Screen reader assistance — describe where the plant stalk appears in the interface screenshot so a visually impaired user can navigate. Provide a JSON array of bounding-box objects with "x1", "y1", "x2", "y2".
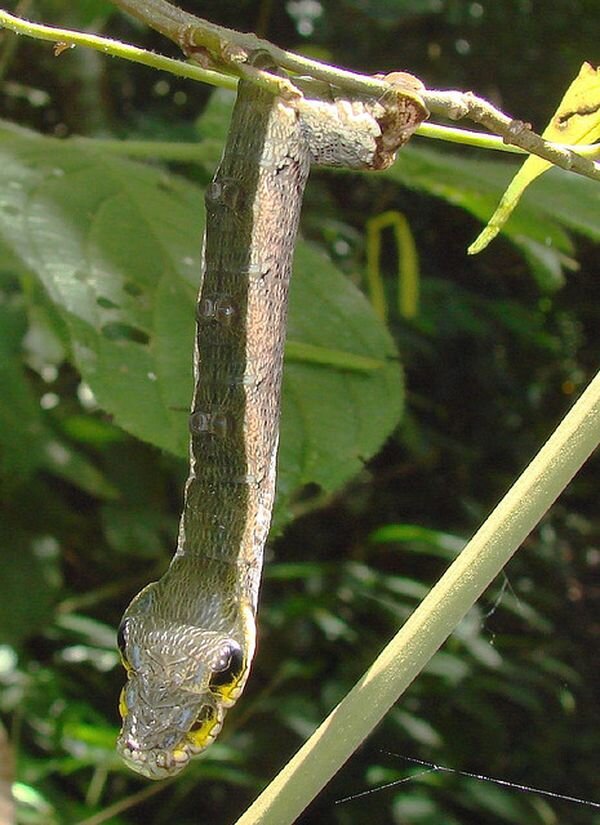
[{"x1": 235, "y1": 370, "x2": 600, "y2": 825}]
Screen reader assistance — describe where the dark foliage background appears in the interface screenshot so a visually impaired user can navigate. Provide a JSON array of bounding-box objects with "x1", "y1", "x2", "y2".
[{"x1": 0, "y1": 1, "x2": 598, "y2": 823}]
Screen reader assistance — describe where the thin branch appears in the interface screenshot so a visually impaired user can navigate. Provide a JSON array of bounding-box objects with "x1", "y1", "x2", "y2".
[
  {"x1": 424, "y1": 89, "x2": 600, "y2": 180},
  {"x1": 418, "y1": 122, "x2": 600, "y2": 158},
  {"x1": 0, "y1": 7, "x2": 235, "y2": 89},
  {"x1": 234, "y1": 368, "x2": 600, "y2": 825},
  {"x1": 1, "y1": 3, "x2": 599, "y2": 182},
  {"x1": 111, "y1": 0, "x2": 397, "y2": 97},
  {"x1": 110, "y1": 1, "x2": 600, "y2": 182}
]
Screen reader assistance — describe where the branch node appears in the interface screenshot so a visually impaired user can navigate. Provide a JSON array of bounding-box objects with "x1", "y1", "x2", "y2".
[{"x1": 504, "y1": 119, "x2": 532, "y2": 144}]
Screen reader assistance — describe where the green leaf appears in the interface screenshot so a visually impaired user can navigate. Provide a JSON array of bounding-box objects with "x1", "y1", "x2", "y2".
[
  {"x1": 0, "y1": 124, "x2": 201, "y2": 457},
  {"x1": 469, "y1": 63, "x2": 600, "y2": 253},
  {"x1": 0, "y1": 282, "x2": 48, "y2": 484},
  {"x1": 370, "y1": 523, "x2": 466, "y2": 559},
  {"x1": 0, "y1": 266, "x2": 118, "y2": 498},
  {"x1": 385, "y1": 144, "x2": 580, "y2": 291},
  {"x1": 0, "y1": 524, "x2": 61, "y2": 645},
  {"x1": 39, "y1": 437, "x2": 119, "y2": 500},
  {"x1": 0, "y1": 125, "x2": 403, "y2": 523},
  {"x1": 530, "y1": 166, "x2": 600, "y2": 241},
  {"x1": 280, "y1": 243, "x2": 402, "y2": 510}
]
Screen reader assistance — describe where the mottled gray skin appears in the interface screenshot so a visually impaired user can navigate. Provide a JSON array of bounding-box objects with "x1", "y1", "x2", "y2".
[{"x1": 117, "y1": 73, "x2": 427, "y2": 779}]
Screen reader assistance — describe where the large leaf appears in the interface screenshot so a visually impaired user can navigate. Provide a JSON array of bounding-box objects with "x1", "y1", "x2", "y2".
[
  {"x1": 0, "y1": 271, "x2": 47, "y2": 485},
  {"x1": 0, "y1": 267, "x2": 117, "y2": 498},
  {"x1": 0, "y1": 124, "x2": 402, "y2": 523},
  {"x1": 281, "y1": 243, "x2": 402, "y2": 508}
]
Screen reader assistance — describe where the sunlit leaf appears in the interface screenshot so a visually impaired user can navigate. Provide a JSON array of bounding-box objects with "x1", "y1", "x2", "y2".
[
  {"x1": 470, "y1": 62, "x2": 600, "y2": 253},
  {"x1": 0, "y1": 124, "x2": 403, "y2": 528}
]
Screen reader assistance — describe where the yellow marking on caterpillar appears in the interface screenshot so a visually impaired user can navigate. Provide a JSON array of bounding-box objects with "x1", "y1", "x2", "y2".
[{"x1": 119, "y1": 688, "x2": 128, "y2": 720}]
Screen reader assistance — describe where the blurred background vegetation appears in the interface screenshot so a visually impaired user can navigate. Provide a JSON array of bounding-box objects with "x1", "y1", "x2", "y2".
[{"x1": 0, "y1": 1, "x2": 598, "y2": 823}]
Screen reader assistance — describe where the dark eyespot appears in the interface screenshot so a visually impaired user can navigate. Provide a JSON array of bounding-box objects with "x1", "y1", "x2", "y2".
[
  {"x1": 205, "y1": 178, "x2": 244, "y2": 211},
  {"x1": 209, "y1": 642, "x2": 244, "y2": 689},
  {"x1": 189, "y1": 411, "x2": 229, "y2": 438}
]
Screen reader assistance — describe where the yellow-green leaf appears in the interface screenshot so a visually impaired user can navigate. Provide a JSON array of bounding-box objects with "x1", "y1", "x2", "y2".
[{"x1": 469, "y1": 62, "x2": 600, "y2": 254}]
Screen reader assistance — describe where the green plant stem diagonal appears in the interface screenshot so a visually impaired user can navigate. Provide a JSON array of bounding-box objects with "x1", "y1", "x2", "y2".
[{"x1": 236, "y1": 369, "x2": 600, "y2": 825}]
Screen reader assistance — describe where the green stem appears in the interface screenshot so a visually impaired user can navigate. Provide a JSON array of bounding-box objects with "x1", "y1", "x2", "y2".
[
  {"x1": 418, "y1": 122, "x2": 600, "y2": 156},
  {"x1": 111, "y1": 0, "x2": 395, "y2": 98},
  {"x1": 71, "y1": 136, "x2": 219, "y2": 161},
  {"x1": 0, "y1": 0, "x2": 32, "y2": 80},
  {"x1": 73, "y1": 128, "x2": 597, "y2": 162},
  {"x1": 2, "y1": 7, "x2": 598, "y2": 170},
  {"x1": 285, "y1": 341, "x2": 383, "y2": 372},
  {"x1": 235, "y1": 370, "x2": 600, "y2": 825},
  {"x1": 0, "y1": 8, "x2": 235, "y2": 89}
]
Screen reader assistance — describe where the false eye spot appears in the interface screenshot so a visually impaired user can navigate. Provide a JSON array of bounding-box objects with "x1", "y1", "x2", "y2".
[{"x1": 209, "y1": 642, "x2": 245, "y2": 690}]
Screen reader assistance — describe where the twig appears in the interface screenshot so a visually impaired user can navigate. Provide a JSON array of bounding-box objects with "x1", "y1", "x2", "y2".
[
  {"x1": 418, "y1": 122, "x2": 600, "y2": 157},
  {"x1": 0, "y1": 7, "x2": 235, "y2": 89},
  {"x1": 111, "y1": 0, "x2": 600, "y2": 181},
  {"x1": 424, "y1": 89, "x2": 600, "y2": 180},
  {"x1": 1, "y1": 3, "x2": 598, "y2": 181},
  {"x1": 111, "y1": 0, "x2": 397, "y2": 97}
]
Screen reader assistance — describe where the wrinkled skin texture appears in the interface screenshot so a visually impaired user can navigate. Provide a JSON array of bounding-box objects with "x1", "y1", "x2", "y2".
[{"x1": 117, "y1": 561, "x2": 254, "y2": 779}]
